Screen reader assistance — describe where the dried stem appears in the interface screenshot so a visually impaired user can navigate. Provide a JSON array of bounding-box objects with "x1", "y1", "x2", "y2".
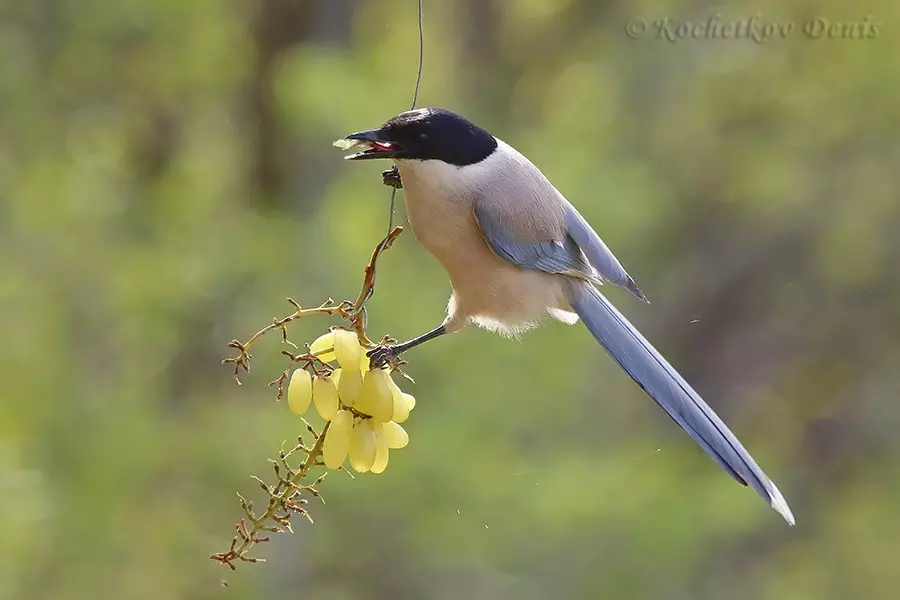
[
  {"x1": 222, "y1": 227, "x2": 403, "y2": 384},
  {"x1": 210, "y1": 421, "x2": 332, "y2": 569},
  {"x1": 213, "y1": 228, "x2": 405, "y2": 569}
]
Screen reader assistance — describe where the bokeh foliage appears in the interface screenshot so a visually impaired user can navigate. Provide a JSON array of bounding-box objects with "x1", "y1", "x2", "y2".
[{"x1": 1, "y1": 0, "x2": 898, "y2": 598}]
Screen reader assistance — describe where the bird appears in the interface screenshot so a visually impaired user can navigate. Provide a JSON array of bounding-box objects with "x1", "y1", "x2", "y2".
[{"x1": 335, "y1": 107, "x2": 795, "y2": 525}]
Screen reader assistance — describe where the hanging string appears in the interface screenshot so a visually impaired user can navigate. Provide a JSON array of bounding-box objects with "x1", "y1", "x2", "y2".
[
  {"x1": 385, "y1": 0, "x2": 425, "y2": 236},
  {"x1": 354, "y1": 0, "x2": 425, "y2": 316}
]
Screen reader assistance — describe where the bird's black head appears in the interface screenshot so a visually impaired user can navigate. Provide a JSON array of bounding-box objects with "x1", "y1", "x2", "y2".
[{"x1": 338, "y1": 107, "x2": 498, "y2": 167}]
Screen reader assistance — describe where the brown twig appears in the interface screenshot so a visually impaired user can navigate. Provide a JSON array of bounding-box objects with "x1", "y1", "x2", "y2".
[
  {"x1": 210, "y1": 422, "x2": 332, "y2": 569},
  {"x1": 222, "y1": 227, "x2": 403, "y2": 384},
  {"x1": 351, "y1": 226, "x2": 404, "y2": 316},
  {"x1": 212, "y1": 228, "x2": 405, "y2": 569}
]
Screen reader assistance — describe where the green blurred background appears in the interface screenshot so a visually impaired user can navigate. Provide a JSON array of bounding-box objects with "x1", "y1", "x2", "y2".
[{"x1": 2, "y1": 0, "x2": 899, "y2": 598}]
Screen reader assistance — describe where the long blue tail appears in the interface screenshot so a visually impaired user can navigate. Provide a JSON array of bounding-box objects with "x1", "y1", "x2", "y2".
[{"x1": 568, "y1": 282, "x2": 794, "y2": 525}]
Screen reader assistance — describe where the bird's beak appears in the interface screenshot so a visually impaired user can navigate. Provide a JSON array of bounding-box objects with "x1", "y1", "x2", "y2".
[{"x1": 334, "y1": 128, "x2": 404, "y2": 160}]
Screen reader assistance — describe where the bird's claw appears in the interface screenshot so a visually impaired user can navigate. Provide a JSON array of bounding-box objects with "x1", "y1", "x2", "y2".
[
  {"x1": 367, "y1": 344, "x2": 399, "y2": 369},
  {"x1": 382, "y1": 166, "x2": 402, "y2": 189}
]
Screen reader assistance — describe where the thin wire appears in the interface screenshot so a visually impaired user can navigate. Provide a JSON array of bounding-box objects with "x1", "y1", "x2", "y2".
[
  {"x1": 386, "y1": 0, "x2": 424, "y2": 236},
  {"x1": 410, "y1": 0, "x2": 425, "y2": 111}
]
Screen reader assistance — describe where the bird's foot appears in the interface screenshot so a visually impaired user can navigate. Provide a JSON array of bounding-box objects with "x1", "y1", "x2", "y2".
[
  {"x1": 382, "y1": 166, "x2": 402, "y2": 189},
  {"x1": 367, "y1": 344, "x2": 401, "y2": 369}
]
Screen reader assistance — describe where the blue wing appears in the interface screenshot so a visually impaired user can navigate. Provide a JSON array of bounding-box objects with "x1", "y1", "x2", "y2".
[
  {"x1": 565, "y1": 205, "x2": 647, "y2": 301},
  {"x1": 473, "y1": 201, "x2": 601, "y2": 283},
  {"x1": 473, "y1": 199, "x2": 646, "y2": 301}
]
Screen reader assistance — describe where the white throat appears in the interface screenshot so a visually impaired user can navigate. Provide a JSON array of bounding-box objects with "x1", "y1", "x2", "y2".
[{"x1": 396, "y1": 138, "x2": 528, "y2": 194}]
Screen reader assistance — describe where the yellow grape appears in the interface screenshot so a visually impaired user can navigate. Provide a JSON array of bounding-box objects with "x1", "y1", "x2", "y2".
[
  {"x1": 388, "y1": 376, "x2": 410, "y2": 423},
  {"x1": 383, "y1": 421, "x2": 409, "y2": 449},
  {"x1": 287, "y1": 369, "x2": 312, "y2": 415},
  {"x1": 371, "y1": 423, "x2": 389, "y2": 474},
  {"x1": 332, "y1": 137, "x2": 365, "y2": 151},
  {"x1": 348, "y1": 419, "x2": 377, "y2": 473},
  {"x1": 387, "y1": 373, "x2": 415, "y2": 411},
  {"x1": 355, "y1": 369, "x2": 394, "y2": 422},
  {"x1": 313, "y1": 375, "x2": 339, "y2": 421},
  {"x1": 360, "y1": 351, "x2": 371, "y2": 372},
  {"x1": 337, "y1": 366, "x2": 362, "y2": 407},
  {"x1": 331, "y1": 368, "x2": 342, "y2": 388},
  {"x1": 309, "y1": 332, "x2": 336, "y2": 363},
  {"x1": 322, "y1": 410, "x2": 353, "y2": 469},
  {"x1": 333, "y1": 329, "x2": 362, "y2": 371}
]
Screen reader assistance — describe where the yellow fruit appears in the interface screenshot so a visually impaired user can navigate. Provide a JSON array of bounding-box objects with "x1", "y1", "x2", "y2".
[
  {"x1": 309, "y1": 332, "x2": 336, "y2": 363},
  {"x1": 333, "y1": 329, "x2": 361, "y2": 371},
  {"x1": 348, "y1": 419, "x2": 377, "y2": 473},
  {"x1": 402, "y1": 392, "x2": 416, "y2": 411},
  {"x1": 287, "y1": 369, "x2": 312, "y2": 415},
  {"x1": 371, "y1": 424, "x2": 389, "y2": 474},
  {"x1": 355, "y1": 369, "x2": 394, "y2": 422},
  {"x1": 313, "y1": 375, "x2": 339, "y2": 421},
  {"x1": 388, "y1": 377, "x2": 410, "y2": 423},
  {"x1": 360, "y1": 351, "x2": 371, "y2": 372},
  {"x1": 331, "y1": 368, "x2": 342, "y2": 388},
  {"x1": 333, "y1": 137, "x2": 366, "y2": 151},
  {"x1": 383, "y1": 421, "x2": 409, "y2": 449},
  {"x1": 322, "y1": 410, "x2": 353, "y2": 469},
  {"x1": 337, "y1": 366, "x2": 363, "y2": 407}
]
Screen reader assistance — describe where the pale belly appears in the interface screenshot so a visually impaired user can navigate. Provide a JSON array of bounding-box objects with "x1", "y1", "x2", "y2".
[{"x1": 398, "y1": 165, "x2": 571, "y2": 333}]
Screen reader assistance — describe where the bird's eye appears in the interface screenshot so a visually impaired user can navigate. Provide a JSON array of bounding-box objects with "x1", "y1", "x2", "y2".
[{"x1": 419, "y1": 133, "x2": 428, "y2": 140}]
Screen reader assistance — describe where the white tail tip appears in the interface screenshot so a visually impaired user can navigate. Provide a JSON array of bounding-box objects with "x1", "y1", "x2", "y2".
[{"x1": 768, "y1": 482, "x2": 796, "y2": 526}]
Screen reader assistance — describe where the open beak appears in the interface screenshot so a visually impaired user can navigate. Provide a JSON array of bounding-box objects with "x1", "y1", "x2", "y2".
[{"x1": 334, "y1": 128, "x2": 404, "y2": 160}]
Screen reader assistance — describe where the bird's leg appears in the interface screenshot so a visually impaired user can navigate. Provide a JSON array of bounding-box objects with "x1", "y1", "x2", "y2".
[
  {"x1": 367, "y1": 325, "x2": 446, "y2": 368},
  {"x1": 382, "y1": 165, "x2": 402, "y2": 189}
]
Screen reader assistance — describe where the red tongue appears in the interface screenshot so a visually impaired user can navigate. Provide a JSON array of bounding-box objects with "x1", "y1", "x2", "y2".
[{"x1": 372, "y1": 141, "x2": 393, "y2": 151}]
